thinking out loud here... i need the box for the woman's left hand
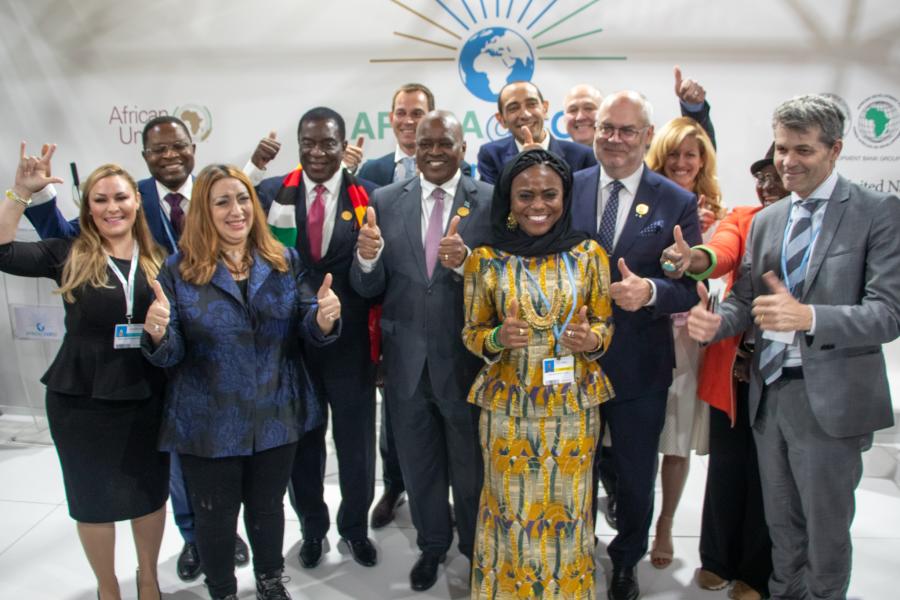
[698,194,716,234]
[559,306,600,353]
[315,273,341,334]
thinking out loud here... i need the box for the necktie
[598,180,623,253]
[394,156,416,182]
[307,185,326,262]
[164,192,185,236]
[757,198,822,385]
[424,188,445,279]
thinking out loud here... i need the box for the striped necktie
[598,180,623,253]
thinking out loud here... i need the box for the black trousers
[379,391,405,493]
[180,443,297,598]
[699,381,771,595]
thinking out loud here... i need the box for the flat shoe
[730,580,762,600]
[697,568,729,590]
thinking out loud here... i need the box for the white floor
[1,383,898,599]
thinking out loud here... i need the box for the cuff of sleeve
[243,160,266,186]
[686,245,717,281]
[808,305,816,334]
[451,245,471,276]
[645,278,657,306]
[680,99,705,113]
[30,185,57,206]
[341,161,358,175]
[357,241,385,273]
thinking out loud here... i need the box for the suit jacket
[571,164,701,398]
[143,248,337,458]
[477,135,596,184]
[349,175,493,403]
[715,176,900,438]
[358,151,473,187]
[24,178,183,254]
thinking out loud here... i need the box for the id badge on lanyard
[108,244,142,349]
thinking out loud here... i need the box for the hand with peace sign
[315,273,341,335]
[144,279,171,345]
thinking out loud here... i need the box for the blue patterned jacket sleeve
[141,258,185,367]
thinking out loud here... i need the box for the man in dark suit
[477,80,596,184]
[570,91,701,600]
[249,107,379,570]
[687,94,900,600]
[23,116,248,582]
[350,110,490,592]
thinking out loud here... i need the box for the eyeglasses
[144,142,192,157]
[300,139,341,153]
[596,124,648,142]
[753,172,781,186]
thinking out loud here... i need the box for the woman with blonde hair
[643,116,723,569]
[143,164,340,600]
[0,143,168,600]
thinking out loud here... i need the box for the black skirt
[46,390,169,523]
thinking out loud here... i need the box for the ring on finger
[153,324,160,333]
[567,330,574,338]
[518,328,525,336]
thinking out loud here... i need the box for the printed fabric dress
[462,239,615,600]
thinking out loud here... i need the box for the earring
[506,212,518,230]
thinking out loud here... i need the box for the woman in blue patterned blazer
[142,165,342,600]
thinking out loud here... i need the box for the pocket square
[639,220,664,236]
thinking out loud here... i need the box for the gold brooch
[457,206,470,217]
[340,210,353,221]
[635,203,649,218]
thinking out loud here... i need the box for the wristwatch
[5,189,32,207]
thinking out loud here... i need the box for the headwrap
[490,148,588,257]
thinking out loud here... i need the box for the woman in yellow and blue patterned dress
[463,149,615,599]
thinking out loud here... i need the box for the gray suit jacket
[350,175,493,404]
[717,175,900,438]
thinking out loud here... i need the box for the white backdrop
[2,0,899,410]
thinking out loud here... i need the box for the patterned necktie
[394,156,416,182]
[424,188,446,279]
[164,192,185,236]
[307,185,326,262]
[597,180,623,253]
[757,198,822,385]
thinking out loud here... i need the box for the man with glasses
[24,115,251,582]
[570,91,702,600]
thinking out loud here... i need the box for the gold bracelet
[5,189,32,207]
[589,330,604,353]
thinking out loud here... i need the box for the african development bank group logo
[853,94,900,149]
[372,0,624,103]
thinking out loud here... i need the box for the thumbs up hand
[342,136,365,171]
[315,273,341,335]
[357,206,382,261]
[498,298,529,349]
[674,65,706,105]
[251,130,281,170]
[751,271,813,332]
[660,225,692,279]
[438,215,467,269]
[687,281,721,342]
[520,126,542,150]
[560,305,600,353]
[609,258,653,311]
[144,279,171,344]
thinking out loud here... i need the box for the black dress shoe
[605,493,618,530]
[176,541,202,582]
[607,565,639,600]
[256,570,292,600]
[370,488,405,529]
[410,552,446,592]
[298,537,324,568]
[343,537,377,567]
[234,534,250,566]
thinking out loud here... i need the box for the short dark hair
[496,80,544,114]
[297,107,346,141]
[391,83,436,112]
[141,116,192,148]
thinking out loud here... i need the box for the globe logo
[173,104,213,142]
[853,94,900,149]
[458,27,535,103]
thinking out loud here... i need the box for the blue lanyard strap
[516,253,578,355]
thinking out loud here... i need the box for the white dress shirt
[156,178,193,220]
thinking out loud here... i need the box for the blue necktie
[598,180,623,253]
[394,156,416,182]
[757,198,822,385]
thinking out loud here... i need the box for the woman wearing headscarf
[462,149,614,599]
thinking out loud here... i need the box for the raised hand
[686,281,721,342]
[660,225,692,279]
[560,305,599,353]
[674,65,706,105]
[343,136,365,171]
[357,206,382,261]
[698,194,717,233]
[438,215,466,269]
[15,142,64,196]
[520,126,542,150]
[251,131,281,170]
[609,258,652,311]
[315,273,341,334]
[144,279,171,345]
[751,271,813,332]
[498,298,529,349]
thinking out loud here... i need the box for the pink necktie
[307,185,326,262]
[164,192,185,236]
[424,188,445,279]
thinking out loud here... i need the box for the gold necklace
[519,288,563,329]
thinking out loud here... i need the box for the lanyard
[780,202,822,295]
[106,243,140,324]
[517,253,578,355]
[159,203,178,252]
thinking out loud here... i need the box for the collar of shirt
[393,145,416,164]
[599,163,644,197]
[420,170,462,203]
[156,176,193,216]
[790,169,838,205]
[302,169,343,207]
[514,130,551,152]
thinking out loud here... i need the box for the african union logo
[173,104,213,142]
[372,1,623,103]
[853,94,900,149]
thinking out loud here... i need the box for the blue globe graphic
[458,27,535,102]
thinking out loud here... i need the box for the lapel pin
[457,206,470,217]
[340,210,353,221]
[635,203,649,218]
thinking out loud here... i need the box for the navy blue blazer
[143,248,337,458]
[24,177,183,254]
[477,135,596,184]
[358,151,473,187]
[571,165,701,399]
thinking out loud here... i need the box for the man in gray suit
[350,110,491,592]
[687,94,900,600]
